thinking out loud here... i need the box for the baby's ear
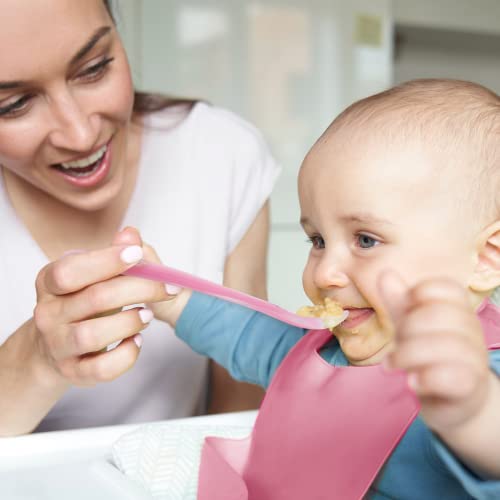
[470,220,500,292]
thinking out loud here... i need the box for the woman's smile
[51,138,113,188]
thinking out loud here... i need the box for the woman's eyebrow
[0,26,112,90]
[70,26,112,65]
[0,81,22,90]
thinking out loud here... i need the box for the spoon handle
[124,261,343,330]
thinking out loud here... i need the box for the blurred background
[116,0,500,310]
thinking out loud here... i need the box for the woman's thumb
[113,226,143,247]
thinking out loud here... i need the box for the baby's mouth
[341,308,375,329]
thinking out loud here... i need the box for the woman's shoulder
[147,102,269,152]
[191,102,262,136]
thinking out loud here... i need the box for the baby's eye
[307,235,325,250]
[356,233,379,249]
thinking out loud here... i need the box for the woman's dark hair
[103,0,197,115]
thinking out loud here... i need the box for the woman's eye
[356,234,379,249]
[0,94,34,118]
[77,56,114,82]
[307,235,325,250]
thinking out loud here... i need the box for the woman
[0,0,278,435]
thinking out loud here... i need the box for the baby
[156,79,500,498]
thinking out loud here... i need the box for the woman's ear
[470,220,500,292]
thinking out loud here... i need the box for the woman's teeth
[55,145,107,176]
[61,145,107,169]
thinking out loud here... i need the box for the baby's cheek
[301,264,317,300]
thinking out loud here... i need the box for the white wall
[392,3,500,305]
[116,0,500,309]
[116,0,393,311]
[114,0,142,80]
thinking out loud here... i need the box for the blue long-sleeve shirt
[176,292,500,500]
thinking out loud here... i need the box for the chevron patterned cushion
[112,423,251,499]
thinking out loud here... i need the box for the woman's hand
[32,229,172,387]
[0,227,183,436]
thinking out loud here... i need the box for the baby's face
[299,134,480,366]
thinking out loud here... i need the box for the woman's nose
[47,91,99,152]
[313,254,350,290]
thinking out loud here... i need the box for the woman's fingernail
[165,284,182,295]
[120,245,143,264]
[139,308,154,324]
[133,333,143,348]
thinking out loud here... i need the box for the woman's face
[0,0,135,211]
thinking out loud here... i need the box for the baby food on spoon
[297,298,345,331]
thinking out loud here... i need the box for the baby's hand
[137,242,192,327]
[379,271,491,434]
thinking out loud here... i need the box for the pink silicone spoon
[124,261,348,330]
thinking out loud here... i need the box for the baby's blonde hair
[319,79,500,227]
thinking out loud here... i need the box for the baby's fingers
[385,333,484,372]
[142,242,182,296]
[393,302,482,343]
[407,278,469,309]
[407,362,479,400]
[377,270,410,330]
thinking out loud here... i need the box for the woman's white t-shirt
[0,103,280,431]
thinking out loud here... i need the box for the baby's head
[298,79,500,366]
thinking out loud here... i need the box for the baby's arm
[174,292,305,388]
[429,351,500,499]
[380,274,500,481]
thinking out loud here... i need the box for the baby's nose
[313,257,349,289]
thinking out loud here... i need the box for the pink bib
[198,300,500,499]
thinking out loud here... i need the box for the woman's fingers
[58,275,170,322]
[32,226,186,387]
[112,226,143,247]
[36,244,144,298]
[53,307,153,360]
[30,227,159,387]
[73,336,143,385]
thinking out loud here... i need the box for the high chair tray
[0,411,257,500]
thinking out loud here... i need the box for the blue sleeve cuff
[431,437,500,499]
[175,291,305,387]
